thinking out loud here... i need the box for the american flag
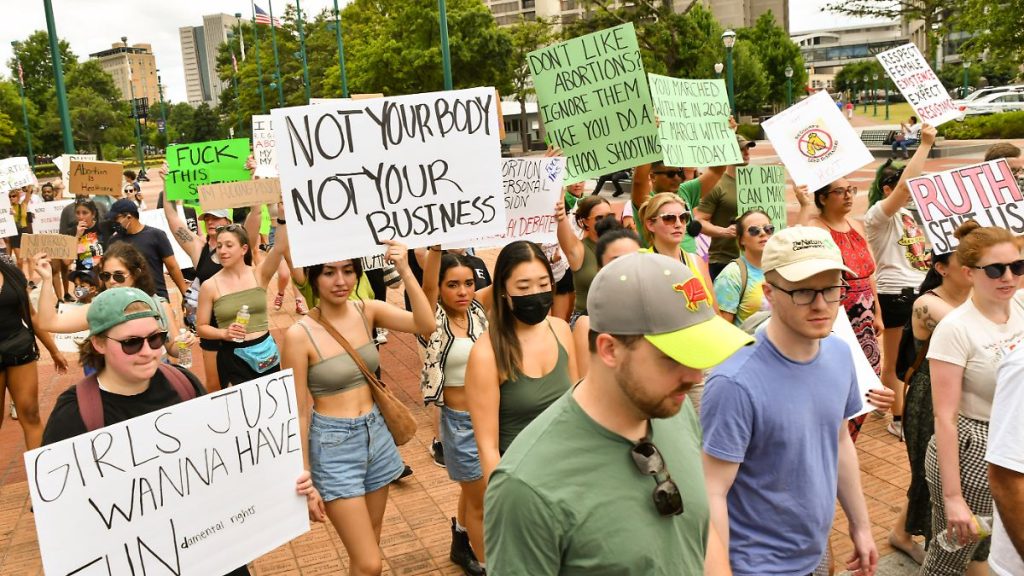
[17,61,23,86]
[253,4,281,27]
[232,52,238,73]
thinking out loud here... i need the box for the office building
[89,42,161,107]
[793,22,909,91]
[179,13,240,107]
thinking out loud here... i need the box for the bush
[939,112,1024,140]
[737,123,763,141]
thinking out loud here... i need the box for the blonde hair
[637,192,687,247]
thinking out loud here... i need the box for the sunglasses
[973,259,1024,279]
[216,223,245,233]
[653,170,686,179]
[106,331,168,355]
[630,435,684,517]
[99,271,129,283]
[652,213,691,226]
[592,213,615,222]
[746,225,775,237]
[829,186,858,197]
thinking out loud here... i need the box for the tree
[190,104,226,142]
[731,41,770,115]
[7,31,78,115]
[956,0,1024,76]
[739,12,807,108]
[825,0,951,69]
[507,17,553,151]
[58,61,134,158]
[166,102,196,144]
[0,80,39,158]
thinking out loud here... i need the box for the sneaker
[273,292,284,311]
[9,401,17,420]
[430,438,447,468]
[375,328,389,345]
[450,517,486,576]
[395,464,413,481]
[295,297,309,315]
[887,420,903,440]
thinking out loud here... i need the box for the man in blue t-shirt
[105,199,189,299]
[701,226,879,576]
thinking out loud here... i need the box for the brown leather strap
[76,365,196,432]
[308,307,383,389]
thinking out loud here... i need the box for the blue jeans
[892,138,918,155]
[309,405,405,500]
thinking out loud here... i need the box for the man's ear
[594,333,623,369]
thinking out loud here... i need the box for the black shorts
[199,337,222,352]
[0,330,38,369]
[555,268,574,295]
[216,332,280,387]
[879,290,916,329]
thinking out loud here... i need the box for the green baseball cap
[87,287,166,336]
[588,253,754,370]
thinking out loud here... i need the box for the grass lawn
[853,102,915,122]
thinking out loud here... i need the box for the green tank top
[498,323,573,453]
[213,287,270,333]
[573,238,599,314]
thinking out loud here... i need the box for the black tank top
[196,244,222,285]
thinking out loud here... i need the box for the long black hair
[918,252,951,295]
[0,259,37,354]
[490,241,553,382]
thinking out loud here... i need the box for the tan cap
[761,226,852,282]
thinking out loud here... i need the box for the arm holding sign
[362,241,435,337]
[32,254,88,334]
[555,199,586,271]
[256,210,289,288]
[795,184,814,226]
[877,124,937,219]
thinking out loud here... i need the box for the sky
[0,0,881,104]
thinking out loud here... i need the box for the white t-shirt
[987,344,1024,576]
[863,204,930,294]
[927,299,1024,420]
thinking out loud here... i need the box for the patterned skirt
[843,279,880,442]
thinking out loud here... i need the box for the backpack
[75,364,196,432]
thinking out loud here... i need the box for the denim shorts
[441,406,483,483]
[309,405,405,501]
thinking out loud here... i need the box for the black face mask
[110,222,126,235]
[509,291,553,325]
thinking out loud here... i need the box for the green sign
[166,138,252,202]
[527,23,660,184]
[648,75,742,168]
[737,165,788,229]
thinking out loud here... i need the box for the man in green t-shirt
[484,253,753,575]
[630,161,726,254]
[695,135,756,280]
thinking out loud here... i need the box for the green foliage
[833,60,895,97]
[507,16,554,148]
[0,81,39,157]
[736,123,762,141]
[738,12,807,107]
[938,112,1024,139]
[936,60,1019,97]
[190,104,227,142]
[8,31,78,114]
[957,0,1024,72]
[825,0,949,67]
[731,40,770,115]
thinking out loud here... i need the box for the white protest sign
[0,193,16,238]
[908,159,1024,254]
[252,115,277,178]
[25,370,309,576]
[0,157,36,193]
[762,91,873,192]
[831,311,880,419]
[54,153,98,187]
[30,199,75,234]
[449,157,565,249]
[272,87,505,267]
[877,44,959,127]
[53,303,89,353]
[139,206,193,268]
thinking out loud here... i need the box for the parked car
[957,90,1024,119]
[954,85,1024,106]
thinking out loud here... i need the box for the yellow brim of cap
[645,315,755,371]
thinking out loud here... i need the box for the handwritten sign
[0,193,17,237]
[139,207,194,267]
[528,23,660,184]
[199,179,281,211]
[649,75,741,167]
[252,115,277,178]
[166,138,252,202]
[877,44,959,127]
[20,233,77,260]
[450,157,565,248]
[25,370,309,576]
[53,154,97,187]
[0,157,36,193]
[762,91,873,192]
[271,87,504,267]
[907,159,1023,254]
[737,165,788,228]
[30,199,75,234]
[69,160,123,196]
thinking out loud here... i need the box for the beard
[614,351,692,419]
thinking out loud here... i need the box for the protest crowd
[4,21,1024,576]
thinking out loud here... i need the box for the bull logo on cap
[672,278,708,312]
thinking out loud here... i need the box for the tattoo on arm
[914,304,938,332]
[173,226,195,245]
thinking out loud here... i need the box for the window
[523,0,534,7]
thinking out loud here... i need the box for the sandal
[295,297,309,315]
[273,292,284,311]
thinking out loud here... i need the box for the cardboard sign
[528,23,661,184]
[199,179,281,210]
[166,138,252,202]
[831,311,882,419]
[139,207,193,267]
[877,44,959,127]
[449,157,565,248]
[0,157,36,193]
[271,87,505,267]
[20,233,77,260]
[907,159,1023,254]
[53,153,97,187]
[30,199,75,234]
[762,91,873,192]
[252,115,277,178]
[649,75,742,167]
[25,370,309,576]
[0,193,17,237]
[737,165,788,228]
[69,160,123,196]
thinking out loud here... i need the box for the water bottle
[934,515,992,552]
[233,305,250,343]
[176,329,193,369]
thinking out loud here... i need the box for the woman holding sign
[282,241,434,576]
[555,194,613,328]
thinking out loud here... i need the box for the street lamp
[329,0,349,97]
[962,60,972,99]
[10,42,34,168]
[722,30,737,117]
[714,62,724,78]
[872,73,879,116]
[227,32,243,135]
[122,36,146,178]
[884,79,890,121]
[862,76,869,113]
[784,65,794,108]
[157,70,167,149]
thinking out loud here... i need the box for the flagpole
[331,0,349,98]
[294,0,311,103]
[267,0,285,106]
[251,2,267,113]
[438,0,453,91]
[10,47,34,169]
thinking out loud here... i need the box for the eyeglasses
[746,224,775,237]
[973,259,1024,279]
[652,213,691,226]
[653,170,686,179]
[630,436,684,517]
[106,331,168,355]
[828,186,858,197]
[768,282,849,305]
[99,271,129,283]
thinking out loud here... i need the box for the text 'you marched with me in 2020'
[271,87,506,267]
